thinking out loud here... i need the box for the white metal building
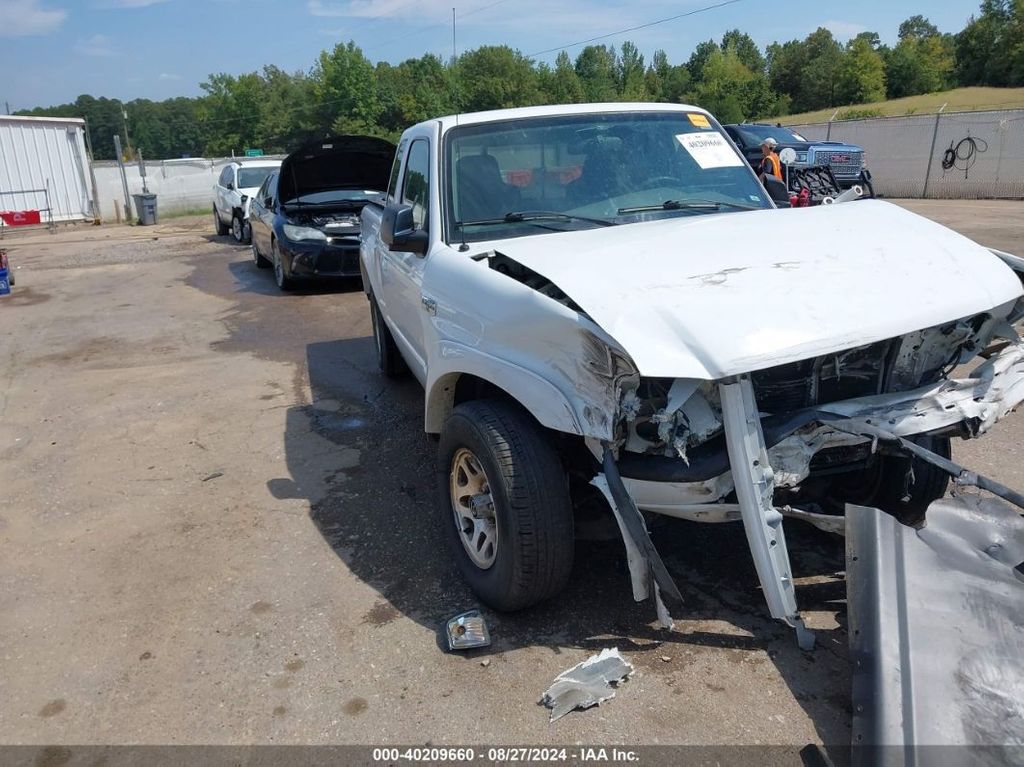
[0,115,95,223]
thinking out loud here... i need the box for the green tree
[546,51,585,103]
[956,0,1024,87]
[686,39,720,80]
[766,39,808,109]
[574,45,619,101]
[898,14,940,40]
[455,46,541,112]
[837,36,887,104]
[617,42,647,100]
[685,45,782,121]
[800,28,845,110]
[721,29,765,72]
[311,41,380,136]
[885,16,955,97]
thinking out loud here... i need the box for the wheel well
[453,374,510,409]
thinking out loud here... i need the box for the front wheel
[231,214,245,243]
[272,240,294,291]
[252,241,270,269]
[438,399,574,611]
[213,206,228,236]
[370,296,407,377]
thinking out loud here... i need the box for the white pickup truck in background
[358,103,1024,647]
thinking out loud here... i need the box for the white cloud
[820,19,868,41]
[75,33,115,56]
[0,0,67,37]
[158,72,181,80]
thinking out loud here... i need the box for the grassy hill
[777,87,1024,125]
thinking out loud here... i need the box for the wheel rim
[243,221,251,241]
[449,447,498,569]
[232,217,242,241]
[251,243,259,264]
[213,210,220,232]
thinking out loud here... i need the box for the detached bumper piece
[847,498,1024,763]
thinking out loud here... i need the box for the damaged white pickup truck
[360,103,1024,647]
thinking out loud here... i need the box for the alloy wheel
[449,447,498,569]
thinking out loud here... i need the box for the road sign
[244,148,264,157]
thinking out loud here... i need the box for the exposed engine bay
[308,211,361,234]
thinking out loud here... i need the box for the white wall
[0,115,94,222]
[790,108,1024,199]
[92,156,284,220]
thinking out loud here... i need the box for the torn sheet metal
[847,498,1024,762]
[540,648,634,722]
[720,377,815,651]
[592,453,682,630]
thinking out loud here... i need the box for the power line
[527,0,745,57]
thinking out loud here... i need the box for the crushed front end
[594,298,1024,643]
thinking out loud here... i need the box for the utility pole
[4,101,10,115]
[122,107,133,160]
[113,134,133,222]
[115,99,133,159]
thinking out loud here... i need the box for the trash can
[133,193,158,226]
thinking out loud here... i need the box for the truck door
[379,137,432,381]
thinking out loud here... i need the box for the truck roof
[427,102,711,133]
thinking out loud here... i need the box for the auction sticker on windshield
[675,132,744,169]
[687,113,712,128]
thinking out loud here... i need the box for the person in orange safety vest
[758,136,783,183]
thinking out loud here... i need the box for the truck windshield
[445,111,770,244]
[736,125,808,144]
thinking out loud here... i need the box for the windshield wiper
[457,210,616,228]
[617,199,760,214]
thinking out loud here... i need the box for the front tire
[870,435,950,525]
[252,241,270,269]
[438,400,574,611]
[231,214,244,243]
[213,206,228,236]
[370,296,407,377]
[272,240,294,291]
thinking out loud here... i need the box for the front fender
[425,342,583,436]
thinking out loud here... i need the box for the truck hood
[486,200,1023,379]
[278,135,395,205]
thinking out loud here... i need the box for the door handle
[421,296,437,315]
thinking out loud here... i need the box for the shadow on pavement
[274,338,852,756]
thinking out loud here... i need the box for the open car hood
[278,135,395,205]
[487,200,1023,379]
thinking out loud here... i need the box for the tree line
[17,1,1024,160]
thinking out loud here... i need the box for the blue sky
[0,0,982,110]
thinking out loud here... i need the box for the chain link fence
[789,109,1024,199]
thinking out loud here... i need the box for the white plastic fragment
[540,648,635,722]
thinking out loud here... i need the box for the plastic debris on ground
[540,648,634,722]
[445,610,491,651]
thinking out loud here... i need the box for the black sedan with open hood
[249,135,395,290]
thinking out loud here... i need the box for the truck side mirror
[381,202,428,256]
[762,176,791,207]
